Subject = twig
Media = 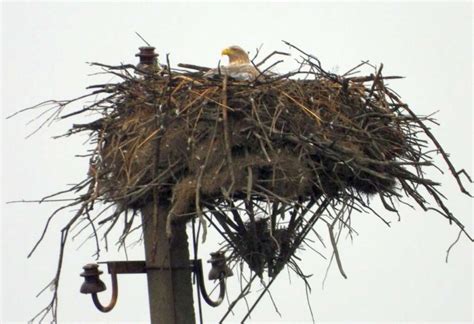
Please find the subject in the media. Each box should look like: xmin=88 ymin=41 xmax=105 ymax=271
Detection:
xmin=177 ymin=63 xmax=211 ymax=72
xmin=135 ymin=32 xmax=152 ymax=46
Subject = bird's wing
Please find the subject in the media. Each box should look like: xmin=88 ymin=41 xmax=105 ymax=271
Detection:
xmin=225 ymin=64 xmax=260 ymax=81
xmin=204 ymin=64 xmax=265 ymax=81
xmin=203 ymin=66 xmax=229 ymax=78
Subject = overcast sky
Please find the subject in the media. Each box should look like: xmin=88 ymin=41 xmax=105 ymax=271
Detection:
xmin=1 ymin=1 xmax=473 ymax=323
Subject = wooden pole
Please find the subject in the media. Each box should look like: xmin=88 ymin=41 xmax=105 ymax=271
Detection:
xmin=135 ymin=46 xmax=195 ymax=324
xmin=141 ymin=202 xmax=196 ymax=324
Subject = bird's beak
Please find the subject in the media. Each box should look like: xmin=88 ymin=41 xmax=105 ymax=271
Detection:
xmin=221 ymin=48 xmax=231 ymax=56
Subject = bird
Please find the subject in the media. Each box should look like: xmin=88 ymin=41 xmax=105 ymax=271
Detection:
xmin=204 ymin=45 xmax=260 ymax=81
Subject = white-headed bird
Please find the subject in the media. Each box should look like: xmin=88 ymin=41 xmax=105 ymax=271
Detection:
xmin=205 ymin=45 xmax=259 ymax=81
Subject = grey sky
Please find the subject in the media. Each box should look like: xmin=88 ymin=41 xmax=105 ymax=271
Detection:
xmin=1 ymin=2 xmax=472 ymax=323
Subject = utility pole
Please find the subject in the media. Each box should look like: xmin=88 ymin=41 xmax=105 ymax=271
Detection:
xmin=78 ymin=47 xmax=235 ymax=323
xmin=137 ymin=46 xmax=196 ymax=324
xmin=141 ymin=203 xmax=195 ymax=324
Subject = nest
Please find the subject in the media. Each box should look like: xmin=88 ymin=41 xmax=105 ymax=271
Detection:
xmin=65 ymin=46 xmax=469 ymax=277
xmin=97 ymin=71 xmax=403 ymax=209
xmin=18 ymin=43 xmax=472 ymax=321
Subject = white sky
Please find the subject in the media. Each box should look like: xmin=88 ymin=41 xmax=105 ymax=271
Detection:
xmin=1 ymin=1 xmax=473 ymax=323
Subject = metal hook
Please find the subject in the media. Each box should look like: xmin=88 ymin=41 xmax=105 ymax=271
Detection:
xmin=193 ymin=252 xmax=233 ymax=307
xmin=193 ymin=259 xmax=226 ymax=307
xmin=91 ymin=271 xmax=118 ymax=312
xmin=80 ymin=263 xmax=118 ymax=312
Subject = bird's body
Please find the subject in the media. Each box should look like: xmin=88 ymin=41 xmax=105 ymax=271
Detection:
xmin=205 ymin=46 xmax=260 ymax=81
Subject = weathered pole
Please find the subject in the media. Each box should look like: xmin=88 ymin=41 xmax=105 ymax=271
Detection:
xmin=137 ymin=46 xmax=196 ymax=324
xmin=141 ymin=203 xmax=195 ymax=324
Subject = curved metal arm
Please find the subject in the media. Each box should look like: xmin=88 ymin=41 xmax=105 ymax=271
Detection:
xmin=91 ymin=272 xmax=118 ymax=312
xmin=194 ymin=259 xmax=226 ymax=307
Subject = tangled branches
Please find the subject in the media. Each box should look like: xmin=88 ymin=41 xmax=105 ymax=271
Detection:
xmin=11 ymin=42 xmax=472 ymax=322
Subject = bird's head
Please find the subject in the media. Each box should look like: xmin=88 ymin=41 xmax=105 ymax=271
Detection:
xmin=221 ymin=46 xmax=250 ymax=65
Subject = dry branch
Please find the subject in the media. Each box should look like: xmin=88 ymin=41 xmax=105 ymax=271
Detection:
xmin=12 ymin=42 xmax=472 ymax=322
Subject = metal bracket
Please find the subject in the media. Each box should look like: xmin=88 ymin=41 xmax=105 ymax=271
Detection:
xmin=80 ymin=253 xmax=233 ymax=312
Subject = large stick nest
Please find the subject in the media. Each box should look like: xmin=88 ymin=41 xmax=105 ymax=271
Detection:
xmin=98 ymin=66 xmax=404 ymax=208
xmin=72 ymin=48 xmax=470 ymax=275
xmin=17 ymin=43 xmax=472 ymax=321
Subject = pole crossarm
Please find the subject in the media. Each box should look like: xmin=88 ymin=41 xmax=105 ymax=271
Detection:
xmin=80 ymin=256 xmax=232 ymax=316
